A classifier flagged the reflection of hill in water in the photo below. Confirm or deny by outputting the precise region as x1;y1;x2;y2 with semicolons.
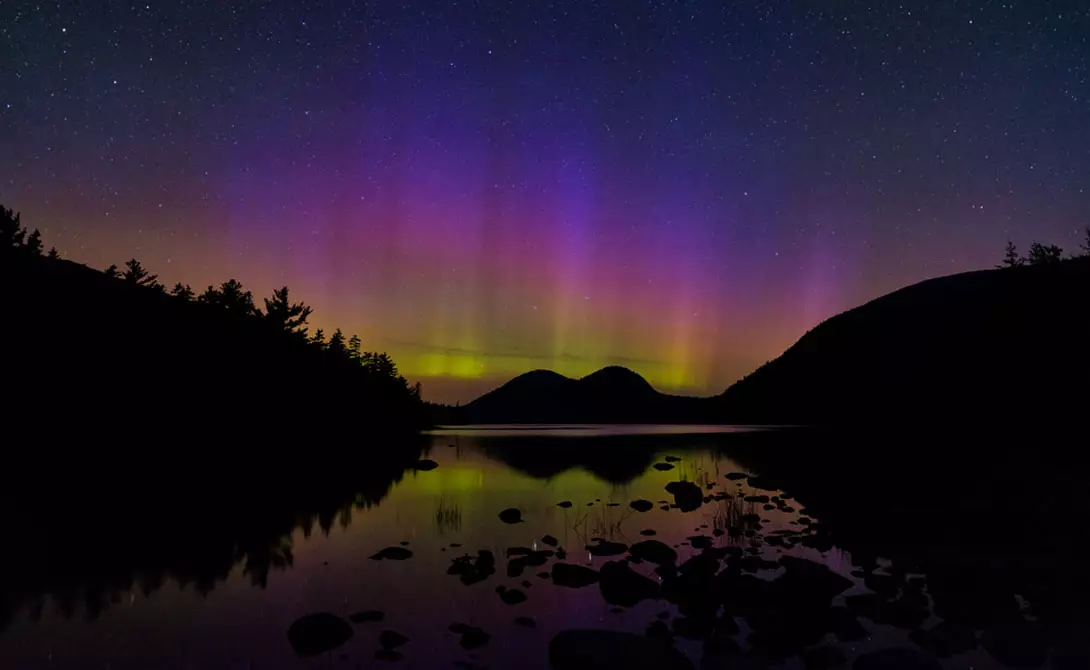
472;431;772;484
0;441;425;632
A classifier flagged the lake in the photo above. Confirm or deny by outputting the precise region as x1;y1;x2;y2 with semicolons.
0;426;1071;669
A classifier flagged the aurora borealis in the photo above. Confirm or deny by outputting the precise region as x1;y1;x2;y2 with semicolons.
3;2;1088;402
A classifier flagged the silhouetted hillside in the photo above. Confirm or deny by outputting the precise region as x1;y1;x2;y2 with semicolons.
453;366;717;424
1;206;427;445
719;258;1090;426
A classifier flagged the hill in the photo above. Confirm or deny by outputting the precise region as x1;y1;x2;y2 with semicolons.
0;206;427;446
452;365;717;424
719;258;1090;426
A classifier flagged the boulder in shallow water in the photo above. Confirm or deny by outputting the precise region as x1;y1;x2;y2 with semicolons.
541;534;559;546
549;629;694;670
414;459;439;471
665;480;703;512
450;623;490;649
552;562;600;588
587;539;628;557
664;455;682;462
629;540;677;566
853;648;940;670
599;560;660;607
379;630;408;649
557;500;573;508
639;529;657;536
497;586;528;605
287;613;354;658
348;610;384;624
725;472;748;480
499;508;523;524
653;462;676;471
369;547;413;560
630;499;654;512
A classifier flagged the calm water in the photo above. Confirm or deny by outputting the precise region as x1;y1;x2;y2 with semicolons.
0;427;1022;669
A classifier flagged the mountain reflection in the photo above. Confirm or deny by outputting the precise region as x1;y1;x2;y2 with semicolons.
0;440;426;632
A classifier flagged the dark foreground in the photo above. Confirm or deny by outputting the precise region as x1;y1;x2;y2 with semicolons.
0;426;1084;669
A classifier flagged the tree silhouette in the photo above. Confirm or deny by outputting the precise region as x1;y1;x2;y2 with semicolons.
26;230;43;256
1081;227;1090;257
199;279;255;317
47;247;60;259
1000;240;1023;268
327;329;347;357
122;259;162;289
348;334;362;360
0;205;27;250
361;351;399;379
309;328;326;348
170;283;195;300
104;264;120;279
263;286;312;336
1027;242;1064;266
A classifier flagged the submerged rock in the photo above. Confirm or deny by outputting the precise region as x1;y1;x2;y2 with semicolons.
665;480;704;512
639;529;657;536
499;508;523;524
515;616;537;628
599;560;660;607
587;539;629;557
853;648;940;670
725;472;748;480
557;501;573;508
370;547;413;561
497;586;528;605
379;630;408;650
653;462;676;471
447;550;496;585
348;610;385;624
549;629;694;670
664;455;682;462
630;499;654;512
552;562;600;588
414;459;439;471
287;613;354;658
450;623;490;649
541;534;559;546
629;540;677;566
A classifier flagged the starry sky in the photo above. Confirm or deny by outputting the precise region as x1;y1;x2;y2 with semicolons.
2;1;1088;403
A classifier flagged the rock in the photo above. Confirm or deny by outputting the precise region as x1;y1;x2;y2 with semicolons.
538;571;550;579
369;547;413;561
507;546;534;556
587;539;629;556
672;616;713;640
541;534;559;546
630;499;654;512
499;508;523;524
414;459;439;471
552;562;600;588
744;495;770;503
665;480;704;512
777;556;854;602
629;540;677;566
287;613;354;657
607;503;620;507
827;606;868;642
803;646;848;669
981;619;1048;669
725;472;748;480
639;529;657;536
379;630;408;649
447;550;496;585
909;621;976;658
664;455;682;462
450;623;490;649
687;535;712;550
515;616;537;628
645;620;673;641
375;649;402;662
498;587;528;605
557;501;573;508
549;629;694;670
599;560;660;607
349;610;384;624
653;462;675;471
853;648;940;670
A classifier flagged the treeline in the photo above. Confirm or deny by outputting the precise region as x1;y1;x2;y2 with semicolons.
999;227;1090;268
1;203;427;441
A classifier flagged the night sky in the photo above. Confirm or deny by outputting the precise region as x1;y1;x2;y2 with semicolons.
3;1;1088;402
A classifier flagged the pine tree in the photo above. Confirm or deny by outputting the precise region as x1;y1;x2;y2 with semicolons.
47;247;60;259
122;258;162;288
0;205;26;250
199;279;255;317
26;230;43;255
327;329;347;357
999;240;1023;268
1027;242;1063;266
1081;226;1090;257
263;286;313;336
104;264;120;278
347;334;362;360
309;328;326;347
170;282;195;300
